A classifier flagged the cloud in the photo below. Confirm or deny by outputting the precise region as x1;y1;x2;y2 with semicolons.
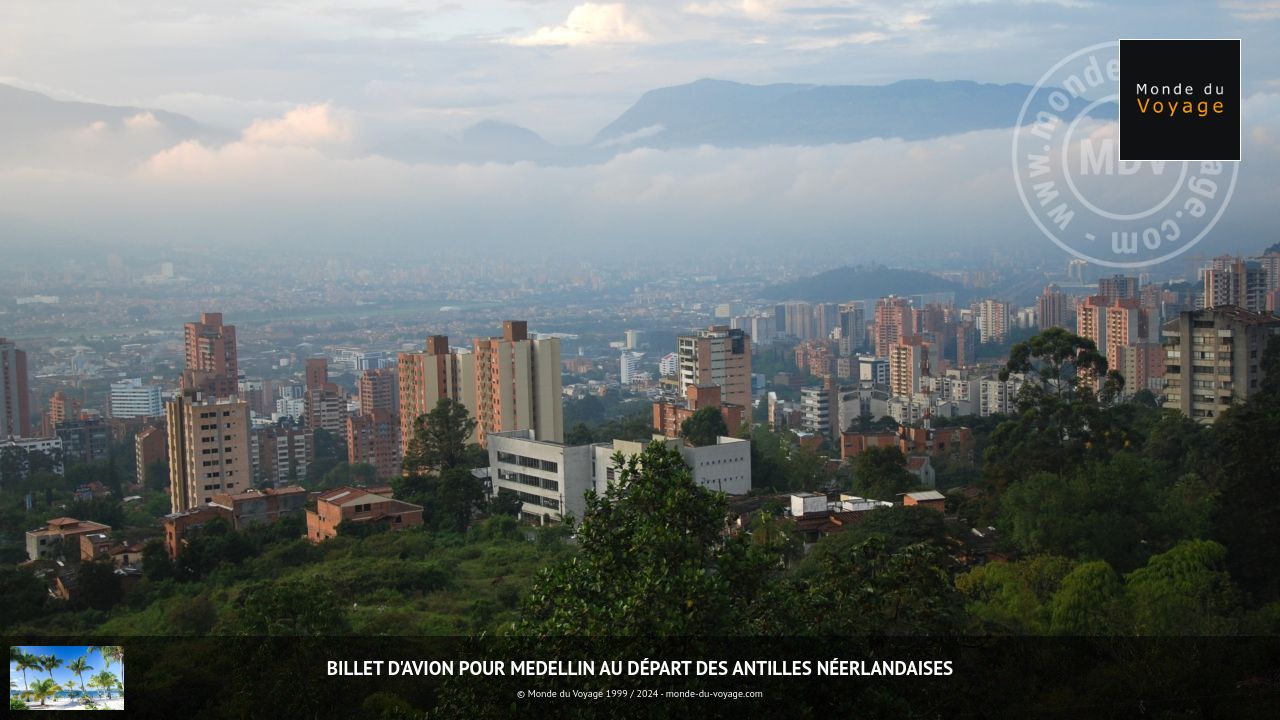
123;111;162;130
241;103;351;146
509;3;650;47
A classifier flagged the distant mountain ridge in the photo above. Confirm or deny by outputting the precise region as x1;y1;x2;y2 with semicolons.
0;77;1115;167
593;78;1109;151
761;266;962;304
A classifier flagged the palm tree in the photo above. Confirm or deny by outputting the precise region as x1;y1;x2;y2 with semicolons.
14;652;41;695
40;654;63;682
89;645;123;672
25;678;61;707
89;672;119;701
67;657;92;698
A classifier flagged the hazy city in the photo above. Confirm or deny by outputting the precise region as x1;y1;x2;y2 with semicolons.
4;1;1280;717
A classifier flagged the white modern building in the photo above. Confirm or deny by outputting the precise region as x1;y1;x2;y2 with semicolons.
109;378;164;418
488;431;753;525
488;429;594;525
593;436;751;496
620;351;643;385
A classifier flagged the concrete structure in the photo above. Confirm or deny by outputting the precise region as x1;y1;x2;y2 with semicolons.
1098;274;1140;302
250;424;313;486
42;391;78;436
346;409;402;480
1204;258;1269;313
167;392;252;513
55;418;111;467
652;383;746;440
903;490;946;512
592;435;751;496
109;378;164;418
873;296;914;358
620;350;643;385
1037;285;1071;330
1162;306;1280;423
163;505;230;560
889;336;931;399
978;299;1011;343
135;423;167;486
489;429;594;524
0;435;64;481
26;517;111;561
905;456;936;488
182;312;238;397
211;485;307;527
302;357;348;435
398;322;562;451
398;335;474;453
0;337;31;438
472;321;564;446
358;367;399;415
306;486;423;542
677;325;752;409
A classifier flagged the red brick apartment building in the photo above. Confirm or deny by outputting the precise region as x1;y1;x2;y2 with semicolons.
306;486;423;542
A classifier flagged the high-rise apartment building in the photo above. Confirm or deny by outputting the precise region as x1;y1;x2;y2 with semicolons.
167;392;252;513
250;425;313;487
182;313;238;397
357;367;399;416
398;335;475;453
43;390;78;436
677;325;752;409
838;302;866;350
302;357;348;435
346;409;402;480
397;322;562;452
1076;295;1110;352
1204;258;1269;313
813;303;839;340
620;350;642;385
889;336;931;399
978;299;1011;343
1162;306;1280;423
472;321;564;446
955;321;978;368
0;338;31;438
779;302;815;341
109;378;164;418
1098;274;1140;302
873;296;914;358
1037;285;1070;330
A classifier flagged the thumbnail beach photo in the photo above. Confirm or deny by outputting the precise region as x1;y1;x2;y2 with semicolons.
10;646;123;711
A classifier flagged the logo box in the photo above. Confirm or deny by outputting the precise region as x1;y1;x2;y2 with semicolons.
1119;39;1241;161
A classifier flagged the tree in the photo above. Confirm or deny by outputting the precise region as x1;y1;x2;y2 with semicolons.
26;678;61;707
680;405;728;447
850;446;917;500
77;560;124;610
1048;560;1123;635
67;657;93;698
141;538;174;581
14;651;41;696
1208;335;1280;600
39;654;62;682
956;555;1076;634
1125;540;1239;635
488;488;523;518
89;671;118;700
229;580;350;635
0;567;48;626
402;398;477;474
516;441;767;635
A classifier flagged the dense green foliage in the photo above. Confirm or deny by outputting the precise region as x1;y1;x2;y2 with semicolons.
679;405;728;446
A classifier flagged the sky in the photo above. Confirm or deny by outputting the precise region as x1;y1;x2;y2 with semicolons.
9;646;125;694
1;1;1278;265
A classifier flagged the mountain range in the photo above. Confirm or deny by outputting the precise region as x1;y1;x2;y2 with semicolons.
0;78;1114;167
